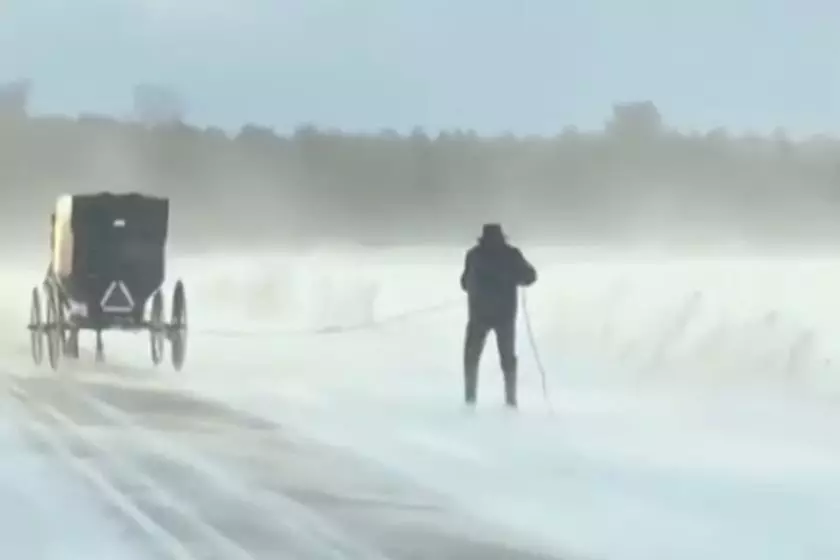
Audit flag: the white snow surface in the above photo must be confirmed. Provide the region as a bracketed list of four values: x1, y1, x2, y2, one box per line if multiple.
[0, 398, 147, 559]
[3, 246, 840, 559]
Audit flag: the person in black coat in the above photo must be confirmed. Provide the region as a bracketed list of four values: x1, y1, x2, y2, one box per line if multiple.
[460, 224, 537, 407]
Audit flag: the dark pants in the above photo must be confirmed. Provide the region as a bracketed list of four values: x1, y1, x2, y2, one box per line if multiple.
[463, 318, 517, 407]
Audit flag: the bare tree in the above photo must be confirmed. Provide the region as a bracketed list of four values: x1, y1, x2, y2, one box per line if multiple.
[0, 79, 32, 117]
[132, 84, 186, 126]
[1, 95, 840, 250]
[606, 101, 663, 139]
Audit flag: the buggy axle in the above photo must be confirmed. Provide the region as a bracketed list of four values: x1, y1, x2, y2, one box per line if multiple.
[28, 280, 188, 371]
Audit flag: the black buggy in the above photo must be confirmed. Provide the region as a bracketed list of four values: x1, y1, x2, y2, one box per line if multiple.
[28, 192, 187, 371]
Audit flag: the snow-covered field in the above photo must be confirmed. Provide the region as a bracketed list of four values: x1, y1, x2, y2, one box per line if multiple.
[3, 245, 840, 559]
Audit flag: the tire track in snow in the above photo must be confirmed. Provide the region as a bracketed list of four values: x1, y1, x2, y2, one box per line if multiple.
[7, 371, 569, 560]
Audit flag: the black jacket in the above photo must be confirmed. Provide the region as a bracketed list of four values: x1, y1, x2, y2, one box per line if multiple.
[460, 240, 537, 324]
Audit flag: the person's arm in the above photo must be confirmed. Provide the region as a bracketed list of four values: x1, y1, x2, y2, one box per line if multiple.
[516, 249, 537, 286]
[460, 250, 473, 291]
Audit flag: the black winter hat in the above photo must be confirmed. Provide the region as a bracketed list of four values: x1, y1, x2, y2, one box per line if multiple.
[480, 223, 506, 242]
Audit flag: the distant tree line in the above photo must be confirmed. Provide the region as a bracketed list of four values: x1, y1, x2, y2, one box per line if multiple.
[3, 80, 840, 251]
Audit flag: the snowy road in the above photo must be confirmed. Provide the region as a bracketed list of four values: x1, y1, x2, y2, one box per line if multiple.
[4, 366, 563, 560]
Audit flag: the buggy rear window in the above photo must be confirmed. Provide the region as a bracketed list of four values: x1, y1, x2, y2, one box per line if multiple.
[71, 200, 168, 241]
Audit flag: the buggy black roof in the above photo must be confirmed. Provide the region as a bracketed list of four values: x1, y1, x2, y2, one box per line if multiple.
[66, 192, 169, 240]
[69, 192, 169, 203]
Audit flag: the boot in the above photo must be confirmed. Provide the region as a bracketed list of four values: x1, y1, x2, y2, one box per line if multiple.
[503, 368, 517, 408]
[464, 366, 478, 406]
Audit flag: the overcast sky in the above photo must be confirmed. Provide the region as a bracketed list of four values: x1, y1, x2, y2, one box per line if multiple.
[1, 0, 837, 135]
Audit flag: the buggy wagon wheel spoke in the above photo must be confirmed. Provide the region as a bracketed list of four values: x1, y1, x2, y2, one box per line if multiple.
[45, 284, 63, 371]
[29, 287, 43, 365]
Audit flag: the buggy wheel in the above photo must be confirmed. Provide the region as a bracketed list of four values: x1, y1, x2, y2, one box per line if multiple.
[169, 280, 187, 371]
[29, 287, 44, 365]
[44, 284, 63, 371]
[150, 290, 165, 366]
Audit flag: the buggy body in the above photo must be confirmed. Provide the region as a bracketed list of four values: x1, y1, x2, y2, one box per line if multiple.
[49, 192, 169, 328]
[30, 192, 187, 370]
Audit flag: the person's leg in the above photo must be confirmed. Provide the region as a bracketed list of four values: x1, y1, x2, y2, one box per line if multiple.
[464, 320, 489, 404]
[495, 320, 518, 407]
